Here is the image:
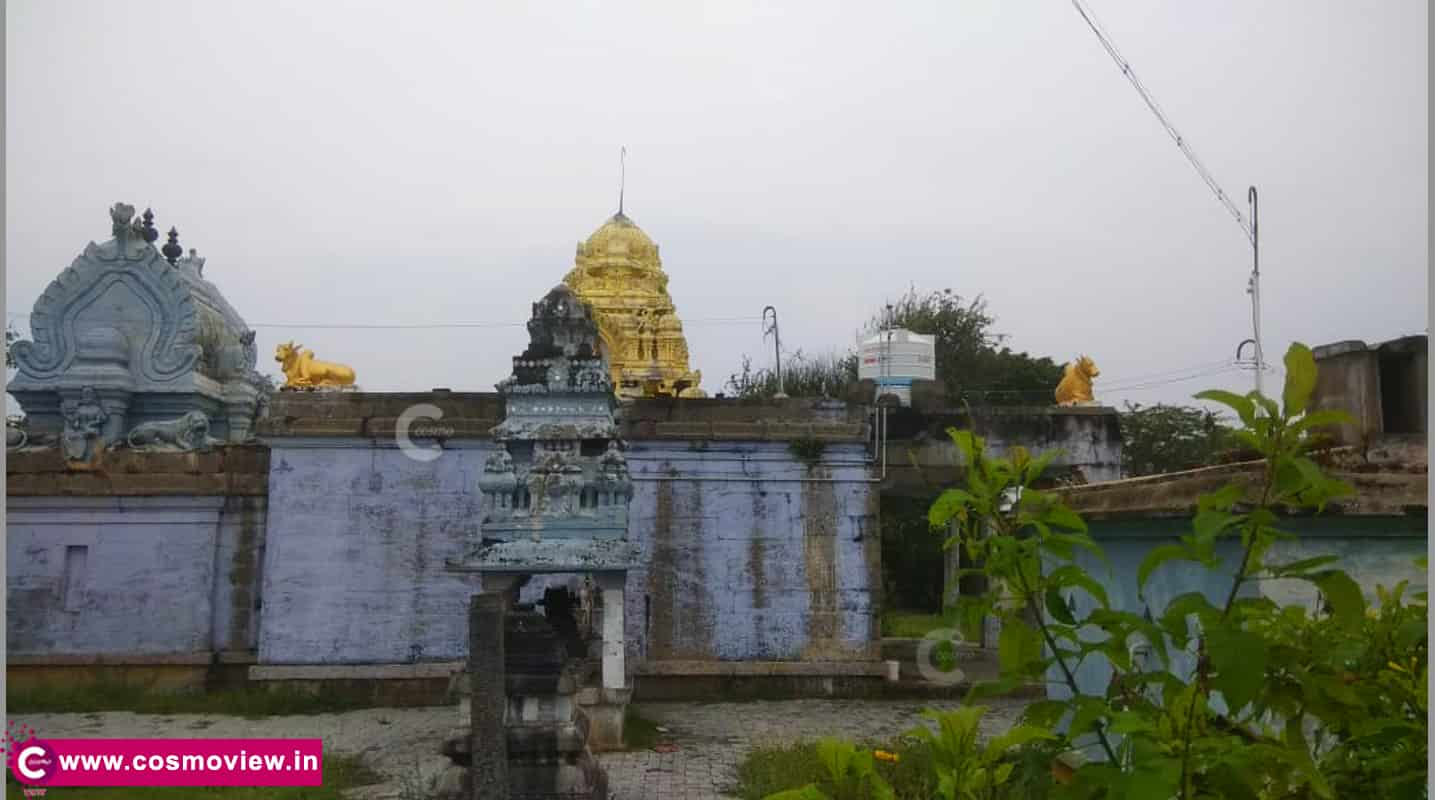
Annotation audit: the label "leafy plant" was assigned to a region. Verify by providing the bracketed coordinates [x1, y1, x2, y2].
[757, 342, 1426, 799]
[904, 707, 1054, 800]
[789, 437, 827, 467]
[921, 341, 1427, 799]
[764, 738, 895, 800]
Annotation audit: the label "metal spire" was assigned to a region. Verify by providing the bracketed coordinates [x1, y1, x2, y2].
[618, 146, 627, 215]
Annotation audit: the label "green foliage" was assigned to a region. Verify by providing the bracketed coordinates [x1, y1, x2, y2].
[762, 738, 896, 800]
[881, 495, 947, 611]
[1119, 402, 1237, 477]
[872, 287, 1063, 405]
[788, 437, 828, 466]
[724, 288, 1063, 403]
[881, 608, 958, 638]
[745, 712, 1060, 800]
[623, 706, 663, 750]
[904, 707, 1055, 800]
[5, 322, 20, 370]
[786, 343, 1428, 799]
[725, 350, 859, 399]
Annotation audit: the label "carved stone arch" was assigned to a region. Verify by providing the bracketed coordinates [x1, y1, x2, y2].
[12, 242, 202, 383]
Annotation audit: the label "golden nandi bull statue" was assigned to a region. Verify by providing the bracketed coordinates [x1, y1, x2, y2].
[275, 341, 356, 389]
[1054, 355, 1100, 406]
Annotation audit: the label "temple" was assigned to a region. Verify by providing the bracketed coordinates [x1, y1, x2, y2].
[562, 212, 705, 398]
[8, 204, 269, 460]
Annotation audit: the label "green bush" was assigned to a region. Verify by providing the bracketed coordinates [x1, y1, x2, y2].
[762, 343, 1429, 799]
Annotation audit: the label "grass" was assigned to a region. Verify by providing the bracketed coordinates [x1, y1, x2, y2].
[735, 739, 1059, 800]
[4, 755, 382, 800]
[622, 706, 663, 750]
[881, 608, 959, 638]
[735, 740, 939, 800]
[7, 684, 384, 719]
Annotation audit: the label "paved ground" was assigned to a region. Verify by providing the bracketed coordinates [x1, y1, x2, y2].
[598, 698, 1027, 800]
[16, 698, 1027, 799]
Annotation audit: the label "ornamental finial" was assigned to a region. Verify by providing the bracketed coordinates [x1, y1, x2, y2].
[618, 145, 626, 215]
[162, 227, 183, 265]
[140, 208, 159, 243]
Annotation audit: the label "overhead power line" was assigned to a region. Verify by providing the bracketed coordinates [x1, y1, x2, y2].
[4, 311, 763, 330]
[1103, 364, 1243, 393]
[1070, 0, 1253, 245]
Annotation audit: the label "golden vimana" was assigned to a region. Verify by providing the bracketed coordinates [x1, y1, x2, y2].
[563, 212, 705, 399]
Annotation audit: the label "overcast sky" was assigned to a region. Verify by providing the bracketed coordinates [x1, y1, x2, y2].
[6, 1, 1427, 410]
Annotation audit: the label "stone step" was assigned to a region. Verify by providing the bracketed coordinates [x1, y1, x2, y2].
[507, 694, 575, 726]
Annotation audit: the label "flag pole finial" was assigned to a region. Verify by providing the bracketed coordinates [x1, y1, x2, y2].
[618, 146, 626, 215]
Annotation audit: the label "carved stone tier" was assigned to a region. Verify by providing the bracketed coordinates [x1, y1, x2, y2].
[448, 284, 635, 780]
[562, 212, 704, 399]
[9, 204, 269, 454]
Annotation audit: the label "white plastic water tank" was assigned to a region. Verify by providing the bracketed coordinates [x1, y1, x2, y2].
[858, 329, 936, 405]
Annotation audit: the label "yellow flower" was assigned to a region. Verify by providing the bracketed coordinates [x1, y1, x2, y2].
[874, 750, 900, 763]
[1389, 661, 1406, 673]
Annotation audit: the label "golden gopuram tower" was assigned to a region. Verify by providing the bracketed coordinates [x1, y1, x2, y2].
[562, 211, 705, 398]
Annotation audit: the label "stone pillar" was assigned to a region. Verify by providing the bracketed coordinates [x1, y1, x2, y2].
[576, 571, 631, 752]
[596, 572, 625, 690]
[469, 592, 509, 800]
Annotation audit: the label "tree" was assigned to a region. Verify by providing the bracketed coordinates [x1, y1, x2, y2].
[725, 287, 1064, 404]
[5, 322, 19, 369]
[1119, 402, 1236, 477]
[870, 287, 1062, 405]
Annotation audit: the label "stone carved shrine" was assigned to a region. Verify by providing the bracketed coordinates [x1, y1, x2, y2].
[9, 204, 269, 461]
[446, 284, 635, 799]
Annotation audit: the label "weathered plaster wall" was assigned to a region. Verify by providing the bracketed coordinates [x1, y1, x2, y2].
[624, 442, 880, 663]
[7, 497, 227, 656]
[257, 438, 881, 666]
[258, 440, 488, 664]
[1309, 342, 1384, 446]
[212, 497, 267, 653]
[882, 406, 1123, 495]
[1048, 516, 1427, 700]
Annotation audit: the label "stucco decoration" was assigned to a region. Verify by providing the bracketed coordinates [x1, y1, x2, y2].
[60, 386, 108, 463]
[6, 421, 27, 450]
[454, 283, 636, 572]
[126, 410, 221, 452]
[8, 203, 270, 446]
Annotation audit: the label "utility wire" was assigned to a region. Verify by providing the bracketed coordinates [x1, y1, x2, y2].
[1104, 365, 1243, 393]
[5, 311, 763, 330]
[1071, 0, 1253, 244]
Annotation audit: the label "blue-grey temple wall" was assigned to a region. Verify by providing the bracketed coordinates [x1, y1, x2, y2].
[257, 440, 489, 664]
[256, 438, 880, 666]
[624, 441, 880, 664]
[7, 496, 260, 657]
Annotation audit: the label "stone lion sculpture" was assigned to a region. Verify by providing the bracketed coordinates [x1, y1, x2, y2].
[1054, 355, 1100, 406]
[127, 410, 218, 451]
